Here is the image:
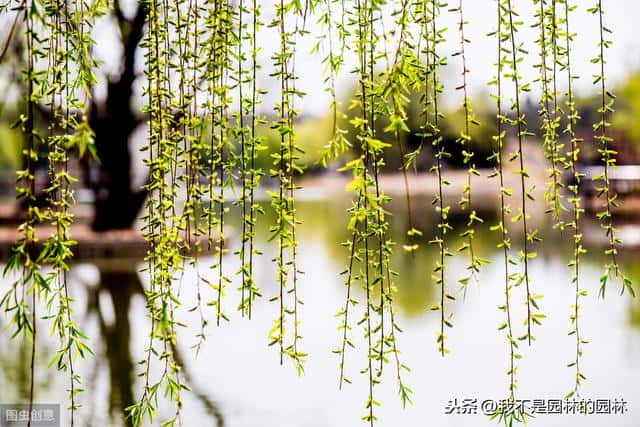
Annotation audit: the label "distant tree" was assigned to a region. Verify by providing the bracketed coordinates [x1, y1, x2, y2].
[0, 1, 148, 230]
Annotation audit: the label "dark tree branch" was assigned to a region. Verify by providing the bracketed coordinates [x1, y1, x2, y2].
[119, 3, 147, 93]
[113, 0, 127, 34]
[0, 6, 21, 63]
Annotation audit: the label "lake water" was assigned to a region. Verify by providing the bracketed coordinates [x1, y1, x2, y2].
[1, 193, 639, 427]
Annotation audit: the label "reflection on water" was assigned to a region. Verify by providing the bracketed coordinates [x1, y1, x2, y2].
[1, 195, 639, 426]
[92, 269, 138, 427]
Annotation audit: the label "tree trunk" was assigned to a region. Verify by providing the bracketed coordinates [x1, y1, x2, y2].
[90, 81, 146, 231]
[89, 4, 148, 231]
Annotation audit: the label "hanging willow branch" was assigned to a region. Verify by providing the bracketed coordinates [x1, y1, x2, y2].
[419, 0, 453, 357]
[453, 0, 487, 291]
[380, 0, 420, 255]
[334, 0, 412, 422]
[559, 0, 588, 399]
[131, 0, 195, 422]
[589, 0, 634, 298]
[535, 0, 564, 225]
[318, 0, 348, 164]
[488, 1, 520, 419]
[340, 1, 381, 422]
[131, 1, 163, 422]
[186, 0, 209, 354]
[246, 0, 265, 319]
[43, 1, 88, 421]
[504, 0, 543, 346]
[207, 0, 234, 326]
[1, 1, 101, 425]
[267, 0, 307, 373]
[236, 0, 265, 319]
[1, 2, 42, 424]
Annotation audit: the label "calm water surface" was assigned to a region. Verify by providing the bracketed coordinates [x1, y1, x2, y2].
[1, 194, 639, 427]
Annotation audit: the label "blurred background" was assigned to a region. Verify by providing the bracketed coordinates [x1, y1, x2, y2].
[0, 0, 639, 426]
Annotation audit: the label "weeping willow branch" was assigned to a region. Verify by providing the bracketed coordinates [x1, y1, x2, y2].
[246, 0, 265, 319]
[559, 0, 588, 399]
[453, 0, 487, 291]
[268, 0, 307, 374]
[488, 2, 524, 424]
[375, 0, 413, 404]
[420, 0, 452, 357]
[535, 0, 564, 224]
[334, 0, 412, 422]
[1, 1, 101, 425]
[504, 0, 542, 346]
[131, 0, 193, 423]
[0, 2, 41, 424]
[318, 0, 348, 164]
[379, 0, 419, 255]
[589, 0, 634, 298]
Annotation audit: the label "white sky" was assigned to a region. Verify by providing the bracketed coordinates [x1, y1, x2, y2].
[282, 0, 640, 116]
[3, 0, 637, 117]
[87, 0, 640, 116]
